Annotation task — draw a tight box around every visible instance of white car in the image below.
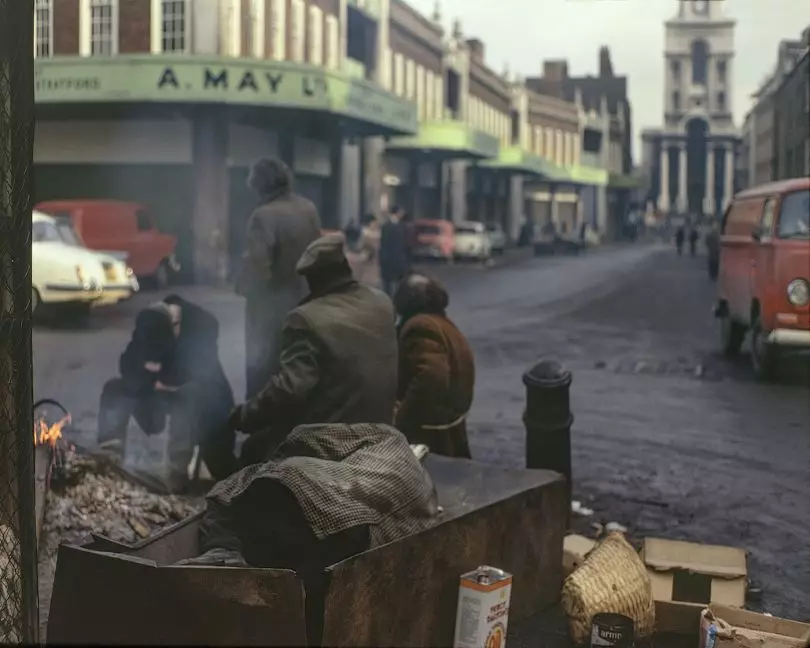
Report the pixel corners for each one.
[454,221,492,262]
[95,250,139,307]
[32,211,137,314]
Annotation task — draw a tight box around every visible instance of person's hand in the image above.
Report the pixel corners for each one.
[154,381,179,392]
[227,405,245,433]
[144,362,162,373]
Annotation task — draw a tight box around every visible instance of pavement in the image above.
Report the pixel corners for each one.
[33,242,810,620]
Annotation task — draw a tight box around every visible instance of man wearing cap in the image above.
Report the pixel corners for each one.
[230,234,399,464]
[236,157,322,400]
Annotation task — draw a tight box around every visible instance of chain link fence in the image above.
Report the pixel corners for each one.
[0,0,38,643]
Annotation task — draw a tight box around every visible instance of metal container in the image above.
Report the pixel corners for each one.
[590,612,635,648]
[453,565,512,648]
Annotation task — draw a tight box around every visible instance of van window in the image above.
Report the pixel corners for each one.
[777,189,810,239]
[722,198,762,237]
[135,210,153,231]
[32,221,62,243]
[760,198,777,236]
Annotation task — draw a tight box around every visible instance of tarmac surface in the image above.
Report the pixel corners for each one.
[34,242,810,621]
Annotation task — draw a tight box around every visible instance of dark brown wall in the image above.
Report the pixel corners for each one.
[469,63,510,114]
[119,0,150,53]
[527,110,577,134]
[53,0,80,55]
[389,26,442,74]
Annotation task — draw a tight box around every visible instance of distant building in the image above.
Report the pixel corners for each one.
[640,0,739,219]
[772,44,809,181]
[738,29,809,190]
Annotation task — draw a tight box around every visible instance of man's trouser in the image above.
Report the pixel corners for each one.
[98,378,237,481]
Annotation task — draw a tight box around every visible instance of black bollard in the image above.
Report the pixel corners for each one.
[522,359,574,511]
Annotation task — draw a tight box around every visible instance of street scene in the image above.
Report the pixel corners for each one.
[1,0,808,644]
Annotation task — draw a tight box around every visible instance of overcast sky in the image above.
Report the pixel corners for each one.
[408,0,809,159]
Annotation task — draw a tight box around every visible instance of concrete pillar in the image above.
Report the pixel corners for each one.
[473,165,483,223]
[549,184,559,229]
[363,139,385,221]
[677,143,688,212]
[449,160,467,224]
[191,108,229,284]
[575,186,584,231]
[407,155,419,220]
[509,175,523,241]
[658,142,670,213]
[596,184,608,235]
[704,145,715,216]
[327,128,343,229]
[723,145,734,211]
[435,161,445,219]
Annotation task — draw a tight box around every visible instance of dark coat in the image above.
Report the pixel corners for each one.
[379,220,410,280]
[236,190,322,399]
[238,276,398,458]
[395,313,475,458]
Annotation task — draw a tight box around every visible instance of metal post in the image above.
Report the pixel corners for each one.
[522,360,574,513]
[0,0,38,642]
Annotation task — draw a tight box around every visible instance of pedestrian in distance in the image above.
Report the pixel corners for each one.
[97,295,237,492]
[392,272,475,459]
[379,205,410,297]
[236,157,322,400]
[675,225,685,256]
[689,226,700,257]
[229,234,399,465]
[705,222,720,280]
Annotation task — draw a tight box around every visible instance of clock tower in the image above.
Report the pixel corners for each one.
[641,0,739,217]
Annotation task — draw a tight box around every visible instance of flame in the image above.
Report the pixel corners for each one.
[34,414,70,447]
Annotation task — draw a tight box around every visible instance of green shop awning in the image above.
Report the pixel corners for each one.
[608,172,641,189]
[543,163,609,187]
[386,120,499,160]
[34,55,418,136]
[479,146,553,176]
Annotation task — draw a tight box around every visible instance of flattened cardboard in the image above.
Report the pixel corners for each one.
[642,538,747,609]
[700,605,810,648]
[563,534,596,576]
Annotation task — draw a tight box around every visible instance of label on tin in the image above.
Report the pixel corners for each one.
[453,567,512,648]
[591,623,631,647]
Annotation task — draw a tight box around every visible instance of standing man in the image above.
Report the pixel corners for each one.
[379,206,410,297]
[229,234,399,464]
[236,158,321,399]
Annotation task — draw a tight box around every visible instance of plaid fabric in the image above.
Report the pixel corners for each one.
[207,423,440,545]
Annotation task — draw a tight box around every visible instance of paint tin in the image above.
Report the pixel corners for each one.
[590,613,635,648]
[453,565,512,648]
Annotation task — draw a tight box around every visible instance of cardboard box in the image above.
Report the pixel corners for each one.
[642,538,747,610]
[563,534,596,576]
[700,605,810,648]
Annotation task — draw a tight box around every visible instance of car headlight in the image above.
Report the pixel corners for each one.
[125,266,134,277]
[787,278,809,306]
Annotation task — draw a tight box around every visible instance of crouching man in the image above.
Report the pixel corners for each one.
[97,295,237,491]
[177,422,439,571]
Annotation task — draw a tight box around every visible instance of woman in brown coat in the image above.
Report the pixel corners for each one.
[392,273,474,458]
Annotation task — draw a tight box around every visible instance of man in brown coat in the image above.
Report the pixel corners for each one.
[236,158,322,399]
[229,234,399,464]
[393,273,474,458]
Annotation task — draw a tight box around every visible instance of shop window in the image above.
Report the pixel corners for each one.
[35,0,52,58]
[445,69,460,116]
[159,0,187,53]
[90,0,117,55]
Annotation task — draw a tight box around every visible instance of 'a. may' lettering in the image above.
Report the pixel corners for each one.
[157,66,288,94]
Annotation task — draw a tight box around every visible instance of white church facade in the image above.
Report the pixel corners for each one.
[642,0,740,217]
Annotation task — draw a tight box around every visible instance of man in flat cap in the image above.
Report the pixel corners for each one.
[236,157,322,400]
[230,234,399,464]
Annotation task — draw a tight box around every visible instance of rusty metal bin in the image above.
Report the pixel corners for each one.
[47,456,567,646]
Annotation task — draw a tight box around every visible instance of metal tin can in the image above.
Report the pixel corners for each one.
[590,613,635,648]
[453,565,512,648]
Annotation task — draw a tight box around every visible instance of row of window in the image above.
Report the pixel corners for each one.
[466,96,510,147]
[670,54,727,86]
[388,53,444,123]
[527,125,580,167]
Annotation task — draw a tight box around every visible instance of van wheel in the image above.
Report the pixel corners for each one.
[719,314,746,357]
[751,317,778,381]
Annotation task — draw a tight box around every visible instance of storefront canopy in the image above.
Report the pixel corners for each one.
[608,172,641,189]
[386,119,499,160]
[543,163,609,187]
[34,55,418,137]
[479,146,552,176]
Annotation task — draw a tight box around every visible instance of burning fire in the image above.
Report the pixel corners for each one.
[34,415,70,447]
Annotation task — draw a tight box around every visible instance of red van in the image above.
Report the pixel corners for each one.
[36,200,179,287]
[409,219,455,262]
[715,177,810,380]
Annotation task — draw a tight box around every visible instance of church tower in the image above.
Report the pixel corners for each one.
[643,0,739,217]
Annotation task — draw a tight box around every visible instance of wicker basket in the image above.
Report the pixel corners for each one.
[561,532,655,645]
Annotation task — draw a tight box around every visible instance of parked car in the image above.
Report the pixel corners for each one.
[454,221,492,262]
[35,199,179,288]
[486,222,508,254]
[95,251,140,306]
[32,211,106,316]
[409,219,455,262]
[715,177,810,380]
